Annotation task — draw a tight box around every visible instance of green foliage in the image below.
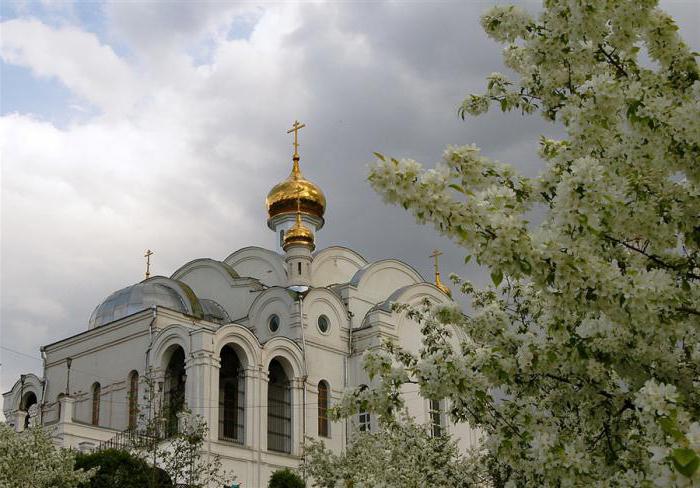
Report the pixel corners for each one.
[268,468,305,488]
[75,448,172,488]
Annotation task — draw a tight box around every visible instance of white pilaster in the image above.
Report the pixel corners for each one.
[59,396,75,424]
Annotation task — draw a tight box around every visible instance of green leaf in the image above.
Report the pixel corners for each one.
[671,448,700,478]
[491,269,503,287]
[449,183,466,194]
[518,259,532,275]
[373,152,386,161]
[659,416,684,442]
[464,255,472,264]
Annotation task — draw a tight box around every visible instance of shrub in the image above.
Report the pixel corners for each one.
[268,468,305,488]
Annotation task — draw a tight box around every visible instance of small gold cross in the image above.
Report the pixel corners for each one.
[287,120,306,158]
[144,249,154,279]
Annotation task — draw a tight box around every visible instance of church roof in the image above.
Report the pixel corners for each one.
[88,280,191,328]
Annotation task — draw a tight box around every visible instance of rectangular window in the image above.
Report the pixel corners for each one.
[430,399,443,437]
[358,411,371,432]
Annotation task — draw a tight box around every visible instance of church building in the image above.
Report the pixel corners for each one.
[3,122,479,486]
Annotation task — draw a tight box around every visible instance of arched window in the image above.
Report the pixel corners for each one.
[164,347,186,437]
[128,371,139,430]
[91,383,101,426]
[318,381,330,438]
[57,393,65,421]
[219,345,245,443]
[267,359,291,453]
[20,392,38,430]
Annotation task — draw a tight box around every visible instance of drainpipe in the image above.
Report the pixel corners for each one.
[144,306,157,426]
[345,310,354,450]
[40,349,48,424]
[145,306,157,371]
[299,294,308,460]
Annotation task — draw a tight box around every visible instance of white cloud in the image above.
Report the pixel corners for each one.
[0,19,140,115]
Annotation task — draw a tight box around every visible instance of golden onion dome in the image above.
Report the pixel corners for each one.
[283,210,316,251]
[266,158,326,221]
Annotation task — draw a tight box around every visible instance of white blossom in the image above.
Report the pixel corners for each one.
[361,0,700,485]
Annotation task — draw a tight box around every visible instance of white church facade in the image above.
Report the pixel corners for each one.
[4,123,479,487]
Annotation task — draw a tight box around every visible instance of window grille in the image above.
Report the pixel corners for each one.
[318,381,329,437]
[164,347,186,437]
[219,346,245,443]
[128,371,139,430]
[358,411,371,432]
[92,383,101,426]
[267,360,291,453]
[430,399,444,437]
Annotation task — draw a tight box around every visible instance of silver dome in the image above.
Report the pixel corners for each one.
[89,282,188,328]
[200,298,230,323]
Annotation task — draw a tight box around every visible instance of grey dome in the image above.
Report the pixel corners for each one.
[200,298,230,324]
[89,282,188,328]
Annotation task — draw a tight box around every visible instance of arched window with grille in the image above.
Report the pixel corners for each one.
[91,382,101,426]
[267,359,291,453]
[128,371,139,430]
[164,346,186,437]
[219,345,245,443]
[318,380,330,438]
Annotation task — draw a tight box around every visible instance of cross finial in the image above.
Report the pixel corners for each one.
[144,249,154,279]
[287,120,306,160]
[430,249,451,296]
[429,249,443,275]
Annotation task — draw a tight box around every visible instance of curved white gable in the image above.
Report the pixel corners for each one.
[224,246,286,287]
[378,282,450,312]
[248,287,295,344]
[170,258,256,322]
[311,246,368,288]
[3,373,43,415]
[350,259,424,302]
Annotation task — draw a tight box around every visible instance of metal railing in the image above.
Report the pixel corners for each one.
[97,427,162,451]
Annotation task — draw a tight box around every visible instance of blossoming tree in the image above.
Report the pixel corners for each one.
[0,423,95,488]
[361,1,699,485]
[303,419,491,487]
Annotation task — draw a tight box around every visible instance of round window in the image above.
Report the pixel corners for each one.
[317,315,330,333]
[268,314,280,333]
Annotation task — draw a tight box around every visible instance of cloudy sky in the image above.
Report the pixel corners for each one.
[1,1,698,407]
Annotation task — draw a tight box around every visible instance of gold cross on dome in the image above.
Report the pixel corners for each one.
[429,249,443,275]
[144,249,154,279]
[287,120,306,158]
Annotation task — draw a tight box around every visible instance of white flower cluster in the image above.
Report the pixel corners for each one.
[364,1,700,485]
